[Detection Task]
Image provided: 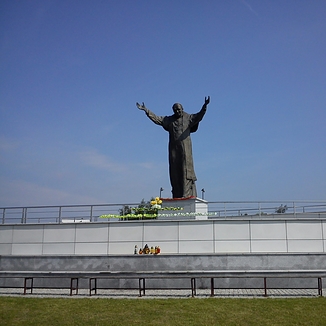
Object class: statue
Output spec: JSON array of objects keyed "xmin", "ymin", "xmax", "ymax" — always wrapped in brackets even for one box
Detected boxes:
[{"xmin": 136, "ymin": 96, "xmax": 210, "ymax": 198}]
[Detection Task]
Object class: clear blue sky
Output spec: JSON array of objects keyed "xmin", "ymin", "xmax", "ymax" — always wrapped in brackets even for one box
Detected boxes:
[{"xmin": 1, "ymin": 0, "xmax": 325, "ymax": 206}]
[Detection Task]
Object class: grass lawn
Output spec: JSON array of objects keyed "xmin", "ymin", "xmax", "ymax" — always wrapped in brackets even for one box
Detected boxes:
[{"xmin": 1, "ymin": 297, "xmax": 326, "ymax": 326}]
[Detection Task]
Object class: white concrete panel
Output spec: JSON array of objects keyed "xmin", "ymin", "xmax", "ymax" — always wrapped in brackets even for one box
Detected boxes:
[
  {"xmin": 109, "ymin": 242, "xmax": 139, "ymax": 255},
  {"xmin": 323, "ymin": 240, "xmax": 326, "ymax": 252},
  {"xmin": 143, "ymin": 222, "xmax": 178, "ymax": 241},
  {"xmin": 43, "ymin": 225, "xmax": 75, "ymax": 242},
  {"xmin": 12, "ymin": 225, "xmax": 44, "ymax": 243},
  {"xmin": 287, "ymin": 221, "xmax": 323, "ymax": 240},
  {"xmin": 75, "ymin": 242, "xmax": 108, "ymax": 255},
  {"xmin": 179, "ymin": 240, "xmax": 213, "ymax": 253},
  {"xmin": 251, "ymin": 240, "xmax": 287, "ymax": 252},
  {"xmin": 179, "ymin": 222, "xmax": 213, "ymax": 241},
  {"xmin": 0, "ymin": 226, "xmax": 13, "ymax": 243},
  {"xmin": 214, "ymin": 222, "xmax": 250, "ymax": 240},
  {"xmin": 251, "ymin": 221, "xmax": 286, "ymax": 240},
  {"xmin": 109, "ymin": 223, "xmax": 143, "ymax": 242},
  {"xmin": 287, "ymin": 240, "xmax": 324, "ymax": 252},
  {"xmin": 75, "ymin": 224, "xmax": 109, "ymax": 242},
  {"xmin": 42, "ymin": 243, "xmax": 75, "ymax": 255},
  {"xmin": 215, "ymin": 240, "xmax": 250, "ymax": 253},
  {"xmin": 0, "ymin": 244, "xmax": 12, "ymax": 254},
  {"xmin": 12, "ymin": 243, "xmax": 43, "ymax": 255},
  {"xmin": 153, "ymin": 241, "xmax": 178, "ymax": 254}
]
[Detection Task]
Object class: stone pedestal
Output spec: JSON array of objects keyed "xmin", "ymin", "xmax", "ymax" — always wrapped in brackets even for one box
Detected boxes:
[{"xmin": 158, "ymin": 197, "xmax": 208, "ymax": 220}]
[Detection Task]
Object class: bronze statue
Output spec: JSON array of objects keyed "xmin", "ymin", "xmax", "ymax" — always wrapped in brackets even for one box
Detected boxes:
[{"xmin": 136, "ymin": 96, "xmax": 210, "ymax": 198}]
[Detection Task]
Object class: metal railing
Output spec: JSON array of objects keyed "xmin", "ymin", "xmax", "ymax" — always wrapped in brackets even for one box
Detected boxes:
[
  {"xmin": 0, "ymin": 204, "xmax": 123, "ymax": 224},
  {"xmin": 1, "ymin": 201, "xmax": 326, "ymax": 224},
  {"xmin": 207, "ymin": 201, "xmax": 326, "ymax": 219}
]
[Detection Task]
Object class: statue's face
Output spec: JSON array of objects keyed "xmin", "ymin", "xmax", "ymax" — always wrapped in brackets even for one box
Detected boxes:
[{"xmin": 172, "ymin": 103, "xmax": 183, "ymax": 118}]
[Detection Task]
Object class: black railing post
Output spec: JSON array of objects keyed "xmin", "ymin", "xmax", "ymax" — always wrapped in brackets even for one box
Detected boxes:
[
  {"xmin": 58, "ymin": 206, "xmax": 62, "ymax": 223},
  {"xmin": 90, "ymin": 205, "xmax": 93, "ymax": 222}
]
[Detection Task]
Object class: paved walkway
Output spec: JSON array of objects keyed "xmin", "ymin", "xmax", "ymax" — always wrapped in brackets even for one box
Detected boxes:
[{"xmin": 0, "ymin": 288, "xmax": 323, "ymax": 299}]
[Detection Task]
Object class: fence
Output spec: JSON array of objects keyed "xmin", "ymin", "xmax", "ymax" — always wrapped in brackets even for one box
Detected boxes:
[{"xmin": 1, "ymin": 201, "xmax": 326, "ymax": 224}]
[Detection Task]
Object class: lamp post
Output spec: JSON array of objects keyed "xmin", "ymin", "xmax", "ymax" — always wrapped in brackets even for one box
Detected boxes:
[
  {"xmin": 159, "ymin": 187, "xmax": 164, "ymax": 198},
  {"xmin": 201, "ymin": 188, "xmax": 205, "ymax": 200}
]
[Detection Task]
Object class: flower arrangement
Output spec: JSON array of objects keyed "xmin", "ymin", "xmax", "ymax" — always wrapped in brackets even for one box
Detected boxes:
[
  {"xmin": 100, "ymin": 211, "xmax": 223, "ymax": 219},
  {"xmin": 135, "ymin": 244, "xmax": 161, "ymax": 255},
  {"xmin": 150, "ymin": 197, "xmax": 162, "ymax": 209},
  {"xmin": 100, "ymin": 196, "xmax": 183, "ymax": 220}
]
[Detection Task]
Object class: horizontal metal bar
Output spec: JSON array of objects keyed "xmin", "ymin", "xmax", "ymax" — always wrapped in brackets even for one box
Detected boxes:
[{"xmin": 1, "ymin": 270, "xmax": 326, "ymax": 279}]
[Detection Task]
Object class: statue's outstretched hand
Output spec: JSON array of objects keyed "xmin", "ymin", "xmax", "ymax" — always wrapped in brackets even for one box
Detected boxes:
[
  {"xmin": 204, "ymin": 96, "xmax": 210, "ymax": 107},
  {"xmin": 202, "ymin": 96, "xmax": 210, "ymax": 110},
  {"xmin": 136, "ymin": 102, "xmax": 147, "ymax": 111}
]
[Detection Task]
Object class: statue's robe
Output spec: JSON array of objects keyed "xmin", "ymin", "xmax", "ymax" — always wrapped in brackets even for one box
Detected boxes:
[{"xmin": 145, "ymin": 107, "xmax": 206, "ymax": 198}]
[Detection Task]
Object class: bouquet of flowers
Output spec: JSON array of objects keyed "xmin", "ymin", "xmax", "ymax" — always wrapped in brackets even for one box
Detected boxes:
[{"xmin": 150, "ymin": 197, "xmax": 163, "ymax": 209}]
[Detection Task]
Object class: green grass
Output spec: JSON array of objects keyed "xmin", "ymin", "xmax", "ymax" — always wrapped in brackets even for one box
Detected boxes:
[{"xmin": 1, "ymin": 297, "xmax": 326, "ymax": 326}]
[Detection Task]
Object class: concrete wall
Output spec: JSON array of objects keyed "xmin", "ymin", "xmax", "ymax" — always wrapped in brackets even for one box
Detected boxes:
[
  {"xmin": 0, "ymin": 217, "xmax": 325, "ymax": 255},
  {"xmin": 2, "ymin": 253, "xmax": 326, "ymax": 272},
  {"xmin": 1, "ymin": 253, "xmax": 325, "ymax": 289}
]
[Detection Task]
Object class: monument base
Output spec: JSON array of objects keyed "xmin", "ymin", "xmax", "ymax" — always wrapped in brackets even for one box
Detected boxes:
[{"xmin": 158, "ymin": 196, "xmax": 208, "ymax": 220}]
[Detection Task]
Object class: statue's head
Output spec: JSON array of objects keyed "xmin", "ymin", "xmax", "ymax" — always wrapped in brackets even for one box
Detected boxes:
[{"xmin": 172, "ymin": 103, "xmax": 183, "ymax": 118}]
